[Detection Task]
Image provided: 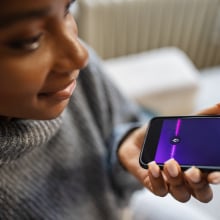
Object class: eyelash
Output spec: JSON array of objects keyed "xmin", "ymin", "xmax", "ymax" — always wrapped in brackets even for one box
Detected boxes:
[
  {"xmin": 65, "ymin": 0, "xmax": 76, "ymax": 17},
  {"xmin": 7, "ymin": 0, "xmax": 76, "ymax": 52},
  {"xmin": 8, "ymin": 33, "xmax": 43, "ymax": 52}
]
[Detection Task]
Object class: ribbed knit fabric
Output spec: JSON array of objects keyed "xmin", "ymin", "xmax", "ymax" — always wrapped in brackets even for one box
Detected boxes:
[
  {"xmin": 0, "ymin": 48, "xmax": 151, "ymax": 220},
  {"xmin": 0, "ymin": 118, "xmax": 62, "ymax": 164}
]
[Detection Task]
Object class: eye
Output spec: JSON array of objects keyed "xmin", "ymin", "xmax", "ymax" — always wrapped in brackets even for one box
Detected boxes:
[
  {"xmin": 64, "ymin": 0, "xmax": 76, "ymax": 17},
  {"xmin": 8, "ymin": 33, "xmax": 43, "ymax": 52}
]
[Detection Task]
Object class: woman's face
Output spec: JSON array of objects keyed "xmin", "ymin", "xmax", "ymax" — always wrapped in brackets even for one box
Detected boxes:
[{"xmin": 0, "ymin": 0, "xmax": 88, "ymax": 120}]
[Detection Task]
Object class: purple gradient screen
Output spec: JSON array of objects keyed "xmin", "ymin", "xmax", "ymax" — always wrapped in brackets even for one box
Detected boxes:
[{"xmin": 155, "ymin": 118, "xmax": 220, "ymax": 166}]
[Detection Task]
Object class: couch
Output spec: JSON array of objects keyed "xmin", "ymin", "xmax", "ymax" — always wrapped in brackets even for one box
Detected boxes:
[{"xmin": 74, "ymin": 0, "xmax": 220, "ymax": 116}]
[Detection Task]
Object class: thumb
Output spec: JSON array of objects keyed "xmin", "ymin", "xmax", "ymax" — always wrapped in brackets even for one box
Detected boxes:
[{"xmin": 196, "ymin": 104, "xmax": 220, "ymax": 115}]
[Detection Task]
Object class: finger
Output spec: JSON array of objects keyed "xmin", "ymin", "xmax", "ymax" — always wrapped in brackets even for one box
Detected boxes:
[
  {"xmin": 196, "ymin": 103, "xmax": 220, "ymax": 115},
  {"xmin": 164, "ymin": 159, "xmax": 191, "ymax": 202},
  {"xmin": 147, "ymin": 161, "xmax": 168, "ymax": 197},
  {"xmin": 208, "ymin": 172, "xmax": 220, "ymax": 184},
  {"xmin": 185, "ymin": 167, "xmax": 213, "ymax": 203}
]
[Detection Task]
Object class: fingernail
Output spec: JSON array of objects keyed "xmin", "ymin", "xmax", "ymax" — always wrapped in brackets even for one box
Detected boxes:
[
  {"xmin": 211, "ymin": 178, "xmax": 220, "ymax": 184},
  {"xmin": 165, "ymin": 159, "xmax": 178, "ymax": 178},
  {"xmin": 185, "ymin": 167, "xmax": 201, "ymax": 183},
  {"xmin": 209, "ymin": 172, "xmax": 220, "ymax": 184},
  {"xmin": 148, "ymin": 161, "xmax": 160, "ymax": 178}
]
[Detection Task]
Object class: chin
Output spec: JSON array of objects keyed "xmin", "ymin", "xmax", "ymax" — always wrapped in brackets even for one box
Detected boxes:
[
  {"xmin": 38, "ymin": 108, "xmax": 66, "ymax": 120},
  {"xmin": 25, "ymin": 103, "xmax": 68, "ymax": 120},
  {"xmin": 0, "ymin": 101, "xmax": 68, "ymax": 121}
]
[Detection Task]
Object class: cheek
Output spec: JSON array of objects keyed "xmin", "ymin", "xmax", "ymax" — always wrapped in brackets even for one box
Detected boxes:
[
  {"xmin": 0, "ymin": 56, "xmax": 51, "ymax": 97},
  {"xmin": 0, "ymin": 58, "xmax": 51, "ymax": 118}
]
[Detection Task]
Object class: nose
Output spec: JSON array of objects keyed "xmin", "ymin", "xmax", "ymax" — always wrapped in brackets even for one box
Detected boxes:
[{"xmin": 52, "ymin": 28, "xmax": 89, "ymax": 73}]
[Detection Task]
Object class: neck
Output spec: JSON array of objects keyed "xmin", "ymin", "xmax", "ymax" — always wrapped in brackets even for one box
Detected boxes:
[{"xmin": 0, "ymin": 116, "xmax": 12, "ymax": 122}]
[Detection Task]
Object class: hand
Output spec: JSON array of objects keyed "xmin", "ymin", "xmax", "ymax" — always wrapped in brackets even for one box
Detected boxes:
[{"xmin": 118, "ymin": 104, "xmax": 220, "ymax": 203}]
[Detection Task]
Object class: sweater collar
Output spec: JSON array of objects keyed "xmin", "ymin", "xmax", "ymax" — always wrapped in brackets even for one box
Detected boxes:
[{"xmin": 0, "ymin": 116, "xmax": 62, "ymax": 164}]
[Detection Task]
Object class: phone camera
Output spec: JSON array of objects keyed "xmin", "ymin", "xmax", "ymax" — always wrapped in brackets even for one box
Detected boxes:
[{"xmin": 170, "ymin": 136, "xmax": 181, "ymax": 144}]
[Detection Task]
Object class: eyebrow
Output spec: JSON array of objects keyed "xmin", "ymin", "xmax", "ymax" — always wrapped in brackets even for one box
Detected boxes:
[{"xmin": 0, "ymin": 7, "xmax": 51, "ymax": 29}]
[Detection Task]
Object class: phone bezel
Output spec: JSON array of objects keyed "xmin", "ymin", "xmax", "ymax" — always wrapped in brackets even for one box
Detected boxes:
[{"xmin": 139, "ymin": 115, "xmax": 220, "ymax": 172}]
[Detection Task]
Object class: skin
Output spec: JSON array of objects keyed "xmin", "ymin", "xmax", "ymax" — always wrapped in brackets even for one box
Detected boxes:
[
  {"xmin": 0, "ymin": 0, "xmax": 219, "ymax": 204},
  {"xmin": 0, "ymin": 0, "xmax": 88, "ymax": 120}
]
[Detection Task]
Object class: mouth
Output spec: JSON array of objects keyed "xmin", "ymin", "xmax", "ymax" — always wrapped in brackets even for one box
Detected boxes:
[{"xmin": 38, "ymin": 80, "xmax": 77, "ymax": 101}]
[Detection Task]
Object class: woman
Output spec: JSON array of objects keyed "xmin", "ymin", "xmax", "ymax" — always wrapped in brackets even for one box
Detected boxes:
[{"xmin": 0, "ymin": 0, "xmax": 219, "ymax": 219}]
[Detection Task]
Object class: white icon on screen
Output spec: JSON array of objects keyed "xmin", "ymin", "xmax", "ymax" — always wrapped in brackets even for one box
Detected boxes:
[{"xmin": 171, "ymin": 136, "xmax": 181, "ymax": 144}]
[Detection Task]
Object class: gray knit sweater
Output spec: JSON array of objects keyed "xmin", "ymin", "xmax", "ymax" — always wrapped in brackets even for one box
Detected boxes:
[{"xmin": 0, "ymin": 49, "xmax": 151, "ymax": 220}]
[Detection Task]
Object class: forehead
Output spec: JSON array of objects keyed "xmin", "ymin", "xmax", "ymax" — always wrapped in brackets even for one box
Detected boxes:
[
  {"xmin": 0, "ymin": 0, "xmax": 63, "ymax": 16},
  {"xmin": 0, "ymin": 0, "xmax": 65, "ymax": 28},
  {"xmin": 1, "ymin": 0, "xmax": 50, "ymax": 11}
]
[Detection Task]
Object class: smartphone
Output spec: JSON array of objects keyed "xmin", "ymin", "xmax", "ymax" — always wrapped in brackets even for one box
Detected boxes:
[{"xmin": 139, "ymin": 116, "xmax": 220, "ymax": 171}]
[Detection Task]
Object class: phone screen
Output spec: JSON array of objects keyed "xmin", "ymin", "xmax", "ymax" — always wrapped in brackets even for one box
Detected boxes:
[{"xmin": 140, "ymin": 116, "xmax": 220, "ymax": 170}]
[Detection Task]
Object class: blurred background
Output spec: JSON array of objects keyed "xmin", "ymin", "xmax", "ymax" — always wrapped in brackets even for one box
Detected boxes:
[
  {"xmin": 72, "ymin": 0, "xmax": 220, "ymax": 116},
  {"xmin": 71, "ymin": 0, "xmax": 220, "ymax": 219}
]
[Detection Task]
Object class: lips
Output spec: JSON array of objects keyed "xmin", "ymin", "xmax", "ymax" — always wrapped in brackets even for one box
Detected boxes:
[{"xmin": 39, "ymin": 80, "xmax": 77, "ymax": 101}]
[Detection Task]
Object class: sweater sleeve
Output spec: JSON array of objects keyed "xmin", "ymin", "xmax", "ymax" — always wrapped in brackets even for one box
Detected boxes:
[
  {"xmin": 108, "ymin": 122, "xmax": 153, "ymax": 206},
  {"xmin": 79, "ymin": 46, "xmax": 155, "ymax": 205}
]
